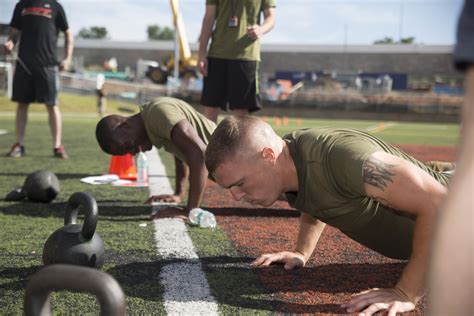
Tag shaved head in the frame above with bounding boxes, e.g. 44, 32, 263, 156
205, 116, 281, 175
95, 115, 126, 155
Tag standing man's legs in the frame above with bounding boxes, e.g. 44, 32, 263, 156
7, 102, 29, 157
228, 60, 261, 115
8, 63, 32, 157
203, 106, 220, 123
42, 66, 68, 159
45, 104, 62, 149
231, 109, 249, 117
201, 58, 228, 123
15, 102, 29, 145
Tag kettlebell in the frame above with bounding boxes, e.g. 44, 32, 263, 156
43, 192, 104, 268
24, 264, 126, 316
24, 170, 60, 203
5, 170, 60, 203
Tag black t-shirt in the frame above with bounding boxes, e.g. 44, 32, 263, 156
10, 0, 69, 67
454, 1, 474, 70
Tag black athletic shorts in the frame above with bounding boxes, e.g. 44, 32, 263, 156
201, 57, 261, 112
12, 63, 59, 105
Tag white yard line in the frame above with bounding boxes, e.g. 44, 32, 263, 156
147, 147, 219, 316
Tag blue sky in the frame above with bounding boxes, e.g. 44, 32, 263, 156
0, 0, 464, 45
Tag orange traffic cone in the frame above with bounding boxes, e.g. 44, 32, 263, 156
109, 154, 137, 180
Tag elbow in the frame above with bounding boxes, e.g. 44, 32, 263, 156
189, 151, 206, 171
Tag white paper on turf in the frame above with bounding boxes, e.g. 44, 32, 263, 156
80, 174, 119, 184
80, 174, 148, 187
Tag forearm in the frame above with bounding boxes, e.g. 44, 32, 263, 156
64, 30, 74, 60
198, 16, 214, 56
255, 7, 276, 36
260, 10, 275, 35
185, 162, 207, 212
174, 156, 189, 197
294, 213, 326, 262
396, 212, 436, 303
7, 28, 19, 42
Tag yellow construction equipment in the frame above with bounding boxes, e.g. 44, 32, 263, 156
147, 0, 198, 84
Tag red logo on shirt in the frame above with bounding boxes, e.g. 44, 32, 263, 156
22, 7, 53, 19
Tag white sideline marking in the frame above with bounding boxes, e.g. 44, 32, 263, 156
147, 147, 219, 316
147, 147, 174, 196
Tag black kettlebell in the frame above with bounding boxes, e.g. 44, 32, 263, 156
5, 170, 60, 203
43, 192, 104, 268
24, 264, 126, 316
24, 170, 60, 203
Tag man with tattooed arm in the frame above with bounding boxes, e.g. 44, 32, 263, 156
205, 116, 451, 316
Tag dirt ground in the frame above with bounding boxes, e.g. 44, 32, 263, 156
202, 144, 457, 315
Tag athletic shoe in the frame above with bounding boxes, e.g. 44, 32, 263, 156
53, 146, 69, 159
7, 143, 25, 158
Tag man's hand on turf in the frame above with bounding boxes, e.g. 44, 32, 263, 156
250, 251, 306, 270
149, 206, 188, 221
341, 287, 416, 316
144, 194, 182, 204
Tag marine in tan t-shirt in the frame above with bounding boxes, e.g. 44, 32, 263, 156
96, 97, 216, 216
140, 97, 216, 163
284, 128, 450, 259
206, 116, 452, 314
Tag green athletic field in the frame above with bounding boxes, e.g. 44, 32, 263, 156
0, 93, 459, 314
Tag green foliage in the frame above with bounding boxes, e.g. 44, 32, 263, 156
400, 36, 415, 44
374, 36, 415, 44
77, 26, 108, 39
147, 24, 174, 40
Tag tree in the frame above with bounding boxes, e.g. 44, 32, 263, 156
147, 24, 174, 40
374, 37, 395, 44
77, 26, 108, 39
399, 36, 415, 44
373, 36, 416, 45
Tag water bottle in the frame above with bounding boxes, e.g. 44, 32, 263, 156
136, 151, 148, 184
188, 208, 204, 225
199, 211, 217, 228
188, 208, 217, 228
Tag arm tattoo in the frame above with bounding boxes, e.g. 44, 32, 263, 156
363, 156, 397, 190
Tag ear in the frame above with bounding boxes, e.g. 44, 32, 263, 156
120, 120, 131, 129
261, 147, 276, 164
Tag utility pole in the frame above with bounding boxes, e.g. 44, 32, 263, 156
399, 2, 404, 42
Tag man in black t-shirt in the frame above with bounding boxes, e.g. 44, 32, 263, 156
4, 0, 74, 159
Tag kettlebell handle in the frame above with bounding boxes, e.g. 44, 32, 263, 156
24, 264, 126, 316
64, 192, 98, 241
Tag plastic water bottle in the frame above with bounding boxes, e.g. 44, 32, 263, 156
188, 208, 204, 225
200, 210, 217, 228
188, 208, 217, 228
136, 151, 148, 184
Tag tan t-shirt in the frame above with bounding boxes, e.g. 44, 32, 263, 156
207, 0, 276, 61
284, 128, 450, 260
140, 97, 216, 162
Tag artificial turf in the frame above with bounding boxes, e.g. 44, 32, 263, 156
0, 93, 459, 314
0, 115, 167, 314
